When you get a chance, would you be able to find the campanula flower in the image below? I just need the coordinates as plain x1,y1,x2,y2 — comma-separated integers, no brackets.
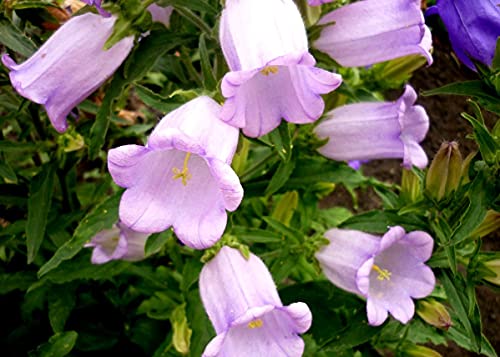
200,246,312,356
427,0,500,70
85,222,150,264
107,96,243,250
314,85,429,169
219,0,342,138
1,13,134,133
316,226,435,326
314,0,433,67
148,4,174,27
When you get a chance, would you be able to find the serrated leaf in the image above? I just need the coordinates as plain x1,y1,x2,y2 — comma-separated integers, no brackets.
38,192,121,277
26,163,56,264
0,17,37,57
0,271,37,294
34,331,78,357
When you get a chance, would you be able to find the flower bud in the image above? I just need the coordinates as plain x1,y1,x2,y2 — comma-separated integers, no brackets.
402,344,443,357
426,141,463,200
483,259,500,286
416,299,452,330
401,168,423,202
472,210,500,239
171,304,192,355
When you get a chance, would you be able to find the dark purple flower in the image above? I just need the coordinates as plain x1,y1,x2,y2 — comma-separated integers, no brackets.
219,0,342,138
85,222,150,264
107,97,243,250
80,0,111,17
314,85,429,169
1,13,133,133
316,226,436,326
314,0,433,67
427,0,500,70
200,246,312,356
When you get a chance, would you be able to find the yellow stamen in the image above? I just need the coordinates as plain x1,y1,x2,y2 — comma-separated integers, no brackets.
372,264,392,281
261,66,279,76
247,319,263,329
172,152,192,186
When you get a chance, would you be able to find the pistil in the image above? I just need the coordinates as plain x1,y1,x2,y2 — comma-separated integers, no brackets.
172,152,192,186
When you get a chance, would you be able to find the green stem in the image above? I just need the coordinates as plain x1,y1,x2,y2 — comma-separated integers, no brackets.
239,152,277,183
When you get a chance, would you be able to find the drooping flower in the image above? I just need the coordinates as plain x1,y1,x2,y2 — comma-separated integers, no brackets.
316,226,435,326
426,0,500,70
219,0,342,138
84,222,150,264
147,4,174,27
314,0,433,67
200,246,312,356
314,85,429,169
80,0,111,17
1,13,134,133
107,96,243,250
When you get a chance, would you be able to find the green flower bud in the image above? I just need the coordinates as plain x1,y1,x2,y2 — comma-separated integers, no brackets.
171,304,192,355
472,210,500,239
426,141,463,200
416,299,452,330
272,191,299,227
483,259,500,286
402,345,443,357
401,169,422,202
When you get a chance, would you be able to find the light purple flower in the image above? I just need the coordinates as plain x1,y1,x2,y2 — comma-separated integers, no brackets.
1,13,133,133
314,85,429,169
427,0,500,70
148,4,174,27
314,0,433,67
84,222,150,264
316,226,435,326
200,246,312,356
308,0,334,5
219,0,342,138
80,0,111,17
107,96,243,250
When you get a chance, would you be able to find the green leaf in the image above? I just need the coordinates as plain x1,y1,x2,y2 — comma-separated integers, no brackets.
268,122,292,162
48,285,76,333
145,230,174,256
163,0,218,14
185,289,214,357
26,163,56,264
0,16,37,57
440,270,482,352
89,29,187,158
38,192,121,277
135,84,185,112
198,33,217,90
0,160,17,183
265,157,296,196
0,271,37,294
340,210,427,233
422,81,500,115
33,331,78,357
232,226,283,244
461,112,498,164
263,217,303,242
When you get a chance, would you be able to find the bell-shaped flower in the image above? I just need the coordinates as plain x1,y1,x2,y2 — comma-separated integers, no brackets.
84,222,150,264
200,246,312,356
314,0,433,67
148,4,174,27
107,96,243,250
219,0,342,138
1,13,134,133
314,85,429,169
316,226,435,326
427,0,500,70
